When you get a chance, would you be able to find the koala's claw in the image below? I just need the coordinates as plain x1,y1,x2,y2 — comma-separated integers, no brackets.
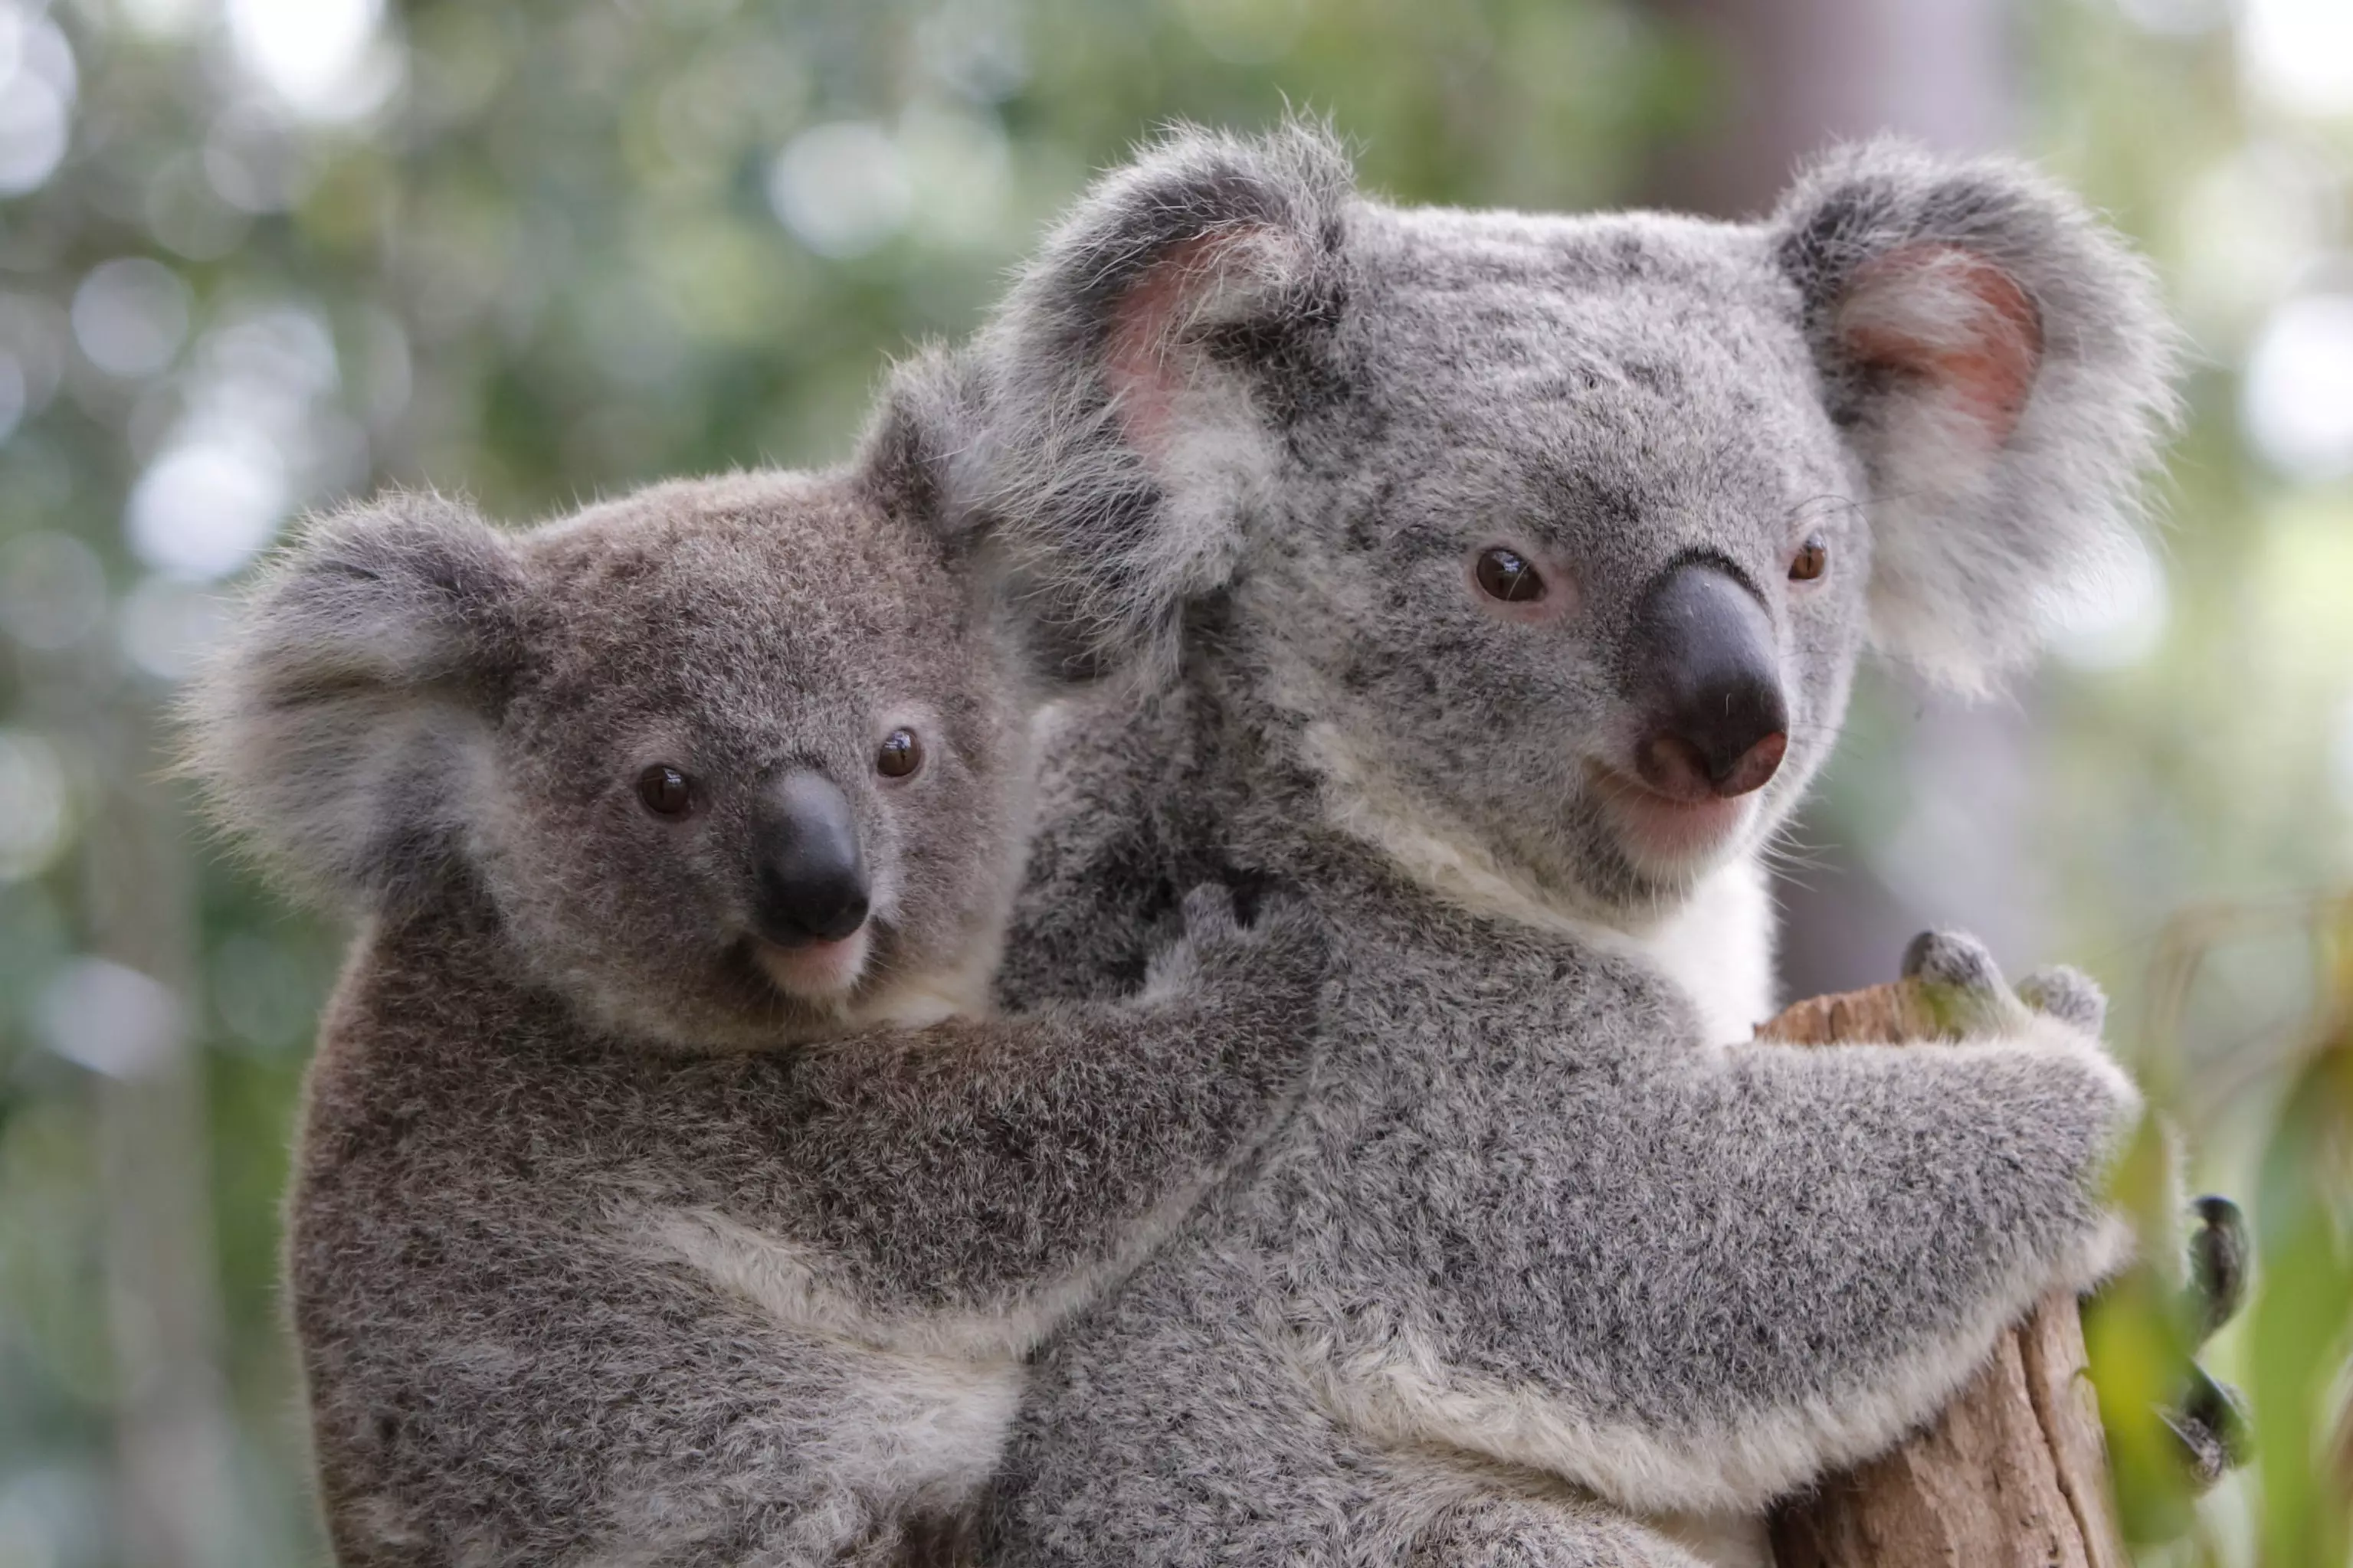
2163,1364,2253,1489
1901,929,2005,994
2183,1194,2250,1346
2017,965,2107,1033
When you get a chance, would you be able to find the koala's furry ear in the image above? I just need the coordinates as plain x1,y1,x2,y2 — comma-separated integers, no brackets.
183,493,526,912
970,119,1354,683
1774,140,2180,692
854,342,984,545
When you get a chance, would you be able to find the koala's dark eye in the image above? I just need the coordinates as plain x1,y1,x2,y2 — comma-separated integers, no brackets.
1474,546,1545,604
877,728,923,780
1789,537,1830,583
636,764,693,817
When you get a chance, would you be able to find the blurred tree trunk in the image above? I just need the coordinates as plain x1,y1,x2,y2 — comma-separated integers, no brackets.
1643,0,2013,217
77,706,241,1568
1636,0,2048,1002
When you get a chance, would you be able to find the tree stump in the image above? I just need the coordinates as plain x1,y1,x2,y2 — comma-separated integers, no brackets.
1758,980,2128,1568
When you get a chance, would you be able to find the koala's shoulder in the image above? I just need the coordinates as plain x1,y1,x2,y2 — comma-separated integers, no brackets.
298,899,565,1171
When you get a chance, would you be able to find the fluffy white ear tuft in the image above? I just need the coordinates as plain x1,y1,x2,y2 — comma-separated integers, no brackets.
1776,141,2181,693
969,119,1354,686
182,493,525,912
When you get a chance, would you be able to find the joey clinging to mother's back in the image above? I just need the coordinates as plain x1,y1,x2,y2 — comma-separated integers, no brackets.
182,354,1328,1568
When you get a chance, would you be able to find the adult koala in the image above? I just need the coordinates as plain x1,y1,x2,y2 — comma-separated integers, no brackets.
967,126,2176,1565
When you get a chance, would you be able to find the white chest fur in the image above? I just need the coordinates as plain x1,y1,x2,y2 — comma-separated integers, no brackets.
1631,855,1779,1045
1300,718,1779,1043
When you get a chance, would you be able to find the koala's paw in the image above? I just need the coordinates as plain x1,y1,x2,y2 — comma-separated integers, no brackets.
1903,931,2119,1044
2164,1363,2254,1490
1902,928,2030,1036
1906,933,2137,1135
1902,928,2004,991
2017,964,2108,1034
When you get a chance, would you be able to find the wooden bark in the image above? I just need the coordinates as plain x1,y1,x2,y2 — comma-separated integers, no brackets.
1758,981,2128,1568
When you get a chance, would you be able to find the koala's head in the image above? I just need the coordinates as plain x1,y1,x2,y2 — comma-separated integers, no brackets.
189,358,1033,1048
974,125,2174,918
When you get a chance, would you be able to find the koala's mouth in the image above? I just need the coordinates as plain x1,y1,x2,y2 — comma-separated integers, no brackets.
749,928,873,1003
1586,763,1753,869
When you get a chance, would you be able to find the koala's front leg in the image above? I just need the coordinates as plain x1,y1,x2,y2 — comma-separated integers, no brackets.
1685,941,2140,1491
783,885,1324,1327
1407,944,2145,1516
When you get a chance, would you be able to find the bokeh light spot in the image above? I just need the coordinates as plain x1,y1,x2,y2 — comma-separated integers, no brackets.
38,957,184,1081
2243,293,2353,482
204,104,324,213
918,0,1029,103
225,0,400,123
0,728,72,884
126,435,289,582
0,6,75,198
70,259,194,381
146,153,255,262
0,74,70,198
2241,0,2353,117
766,122,913,260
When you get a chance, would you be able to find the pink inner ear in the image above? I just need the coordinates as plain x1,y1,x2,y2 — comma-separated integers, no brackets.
1103,231,1254,466
1839,244,2044,447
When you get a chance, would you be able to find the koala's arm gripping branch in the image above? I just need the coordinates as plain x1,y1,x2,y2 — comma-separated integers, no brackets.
1759,979,2128,1568
1388,994,2135,1514
1611,1021,2132,1497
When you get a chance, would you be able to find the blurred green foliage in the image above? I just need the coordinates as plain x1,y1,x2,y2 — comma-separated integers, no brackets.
0,0,2346,1564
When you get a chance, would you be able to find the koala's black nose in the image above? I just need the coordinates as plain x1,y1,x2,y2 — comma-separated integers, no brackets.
1628,560,1789,803
750,771,870,945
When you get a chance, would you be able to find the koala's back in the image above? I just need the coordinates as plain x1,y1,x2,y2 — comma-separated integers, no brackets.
290,897,1021,1566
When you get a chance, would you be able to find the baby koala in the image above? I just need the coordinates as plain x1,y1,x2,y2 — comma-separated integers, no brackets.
185,361,1326,1566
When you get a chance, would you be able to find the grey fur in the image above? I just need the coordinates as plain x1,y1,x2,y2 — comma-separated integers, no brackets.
185,357,1325,1566
1774,141,2180,688
965,125,2172,1563
2016,964,2109,1033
